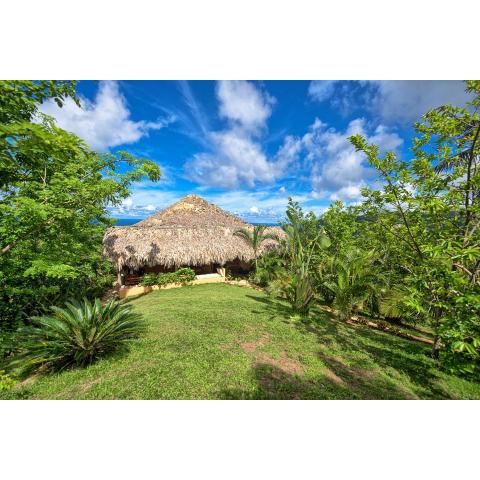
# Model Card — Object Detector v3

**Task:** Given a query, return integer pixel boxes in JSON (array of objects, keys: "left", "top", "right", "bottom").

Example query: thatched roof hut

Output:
[{"left": 103, "top": 195, "right": 282, "bottom": 277}]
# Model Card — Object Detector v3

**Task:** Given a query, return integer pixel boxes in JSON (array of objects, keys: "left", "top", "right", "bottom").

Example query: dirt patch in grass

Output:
[
  {"left": 255, "top": 352, "right": 304, "bottom": 375},
  {"left": 322, "top": 368, "right": 345, "bottom": 385},
  {"left": 240, "top": 333, "right": 271, "bottom": 353},
  {"left": 240, "top": 333, "right": 304, "bottom": 376}
]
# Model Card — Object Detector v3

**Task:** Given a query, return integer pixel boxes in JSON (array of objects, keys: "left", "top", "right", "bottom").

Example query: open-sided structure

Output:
[{"left": 103, "top": 194, "right": 282, "bottom": 286}]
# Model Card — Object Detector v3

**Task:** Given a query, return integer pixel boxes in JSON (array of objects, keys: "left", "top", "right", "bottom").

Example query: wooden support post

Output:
[{"left": 117, "top": 260, "right": 124, "bottom": 287}]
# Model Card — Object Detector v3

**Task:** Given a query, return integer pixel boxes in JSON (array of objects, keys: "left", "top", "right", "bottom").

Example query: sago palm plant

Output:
[
  {"left": 11, "top": 298, "right": 145, "bottom": 373},
  {"left": 324, "top": 247, "right": 384, "bottom": 321},
  {"left": 234, "top": 225, "right": 279, "bottom": 269}
]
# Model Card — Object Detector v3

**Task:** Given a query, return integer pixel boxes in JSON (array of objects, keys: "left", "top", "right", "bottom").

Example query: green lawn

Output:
[{"left": 3, "top": 283, "right": 480, "bottom": 399}]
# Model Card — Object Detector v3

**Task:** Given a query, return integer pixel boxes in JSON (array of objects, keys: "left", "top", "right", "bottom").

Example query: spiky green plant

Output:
[
  {"left": 11, "top": 298, "right": 145, "bottom": 373},
  {"left": 281, "top": 217, "right": 331, "bottom": 316},
  {"left": 234, "top": 225, "right": 279, "bottom": 269},
  {"left": 324, "top": 247, "right": 385, "bottom": 320},
  {"left": 254, "top": 251, "right": 286, "bottom": 286}
]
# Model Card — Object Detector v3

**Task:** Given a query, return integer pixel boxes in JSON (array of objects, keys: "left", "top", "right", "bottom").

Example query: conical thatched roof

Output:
[
  {"left": 103, "top": 194, "right": 283, "bottom": 269},
  {"left": 136, "top": 194, "right": 248, "bottom": 228}
]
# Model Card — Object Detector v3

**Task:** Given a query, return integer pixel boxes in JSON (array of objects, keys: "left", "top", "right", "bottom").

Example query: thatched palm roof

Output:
[{"left": 103, "top": 195, "right": 282, "bottom": 269}]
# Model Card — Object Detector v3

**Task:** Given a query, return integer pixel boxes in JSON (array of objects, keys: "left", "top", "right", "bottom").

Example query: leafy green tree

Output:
[
  {"left": 0, "top": 81, "right": 161, "bottom": 327},
  {"left": 320, "top": 201, "right": 359, "bottom": 254},
  {"left": 349, "top": 80, "right": 480, "bottom": 374},
  {"left": 234, "top": 225, "right": 279, "bottom": 269}
]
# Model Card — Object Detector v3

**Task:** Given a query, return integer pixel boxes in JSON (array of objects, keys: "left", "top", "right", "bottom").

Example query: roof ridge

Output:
[{"left": 134, "top": 194, "right": 249, "bottom": 227}]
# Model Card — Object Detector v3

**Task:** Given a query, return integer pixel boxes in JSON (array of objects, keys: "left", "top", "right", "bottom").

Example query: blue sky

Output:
[{"left": 39, "top": 80, "right": 472, "bottom": 223}]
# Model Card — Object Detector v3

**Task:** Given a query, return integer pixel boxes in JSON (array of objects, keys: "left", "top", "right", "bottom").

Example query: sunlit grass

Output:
[{"left": 3, "top": 284, "right": 479, "bottom": 399}]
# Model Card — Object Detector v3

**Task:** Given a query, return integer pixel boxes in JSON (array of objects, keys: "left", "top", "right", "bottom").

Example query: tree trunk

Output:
[{"left": 431, "top": 306, "right": 442, "bottom": 360}]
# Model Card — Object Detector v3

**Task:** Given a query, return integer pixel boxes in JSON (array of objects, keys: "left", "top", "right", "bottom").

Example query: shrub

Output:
[
  {"left": 10, "top": 298, "right": 145, "bottom": 374},
  {"left": 139, "top": 268, "right": 196, "bottom": 287},
  {"left": 0, "top": 326, "right": 22, "bottom": 361},
  {"left": 174, "top": 268, "right": 196, "bottom": 284},
  {"left": 139, "top": 273, "right": 159, "bottom": 286},
  {"left": 156, "top": 272, "right": 177, "bottom": 286},
  {"left": 0, "top": 370, "right": 17, "bottom": 392},
  {"left": 254, "top": 252, "right": 285, "bottom": 287}
]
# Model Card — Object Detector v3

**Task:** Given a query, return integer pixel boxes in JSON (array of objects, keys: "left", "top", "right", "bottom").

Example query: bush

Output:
[
  {"left": 139, "top": 273, "right": 159, "bottom": 286},
  {"left": 0, "top": 326, "right": 22, "bottom": 361},
  {"left": 139, "top": 268, "right": 196, "bottom": 287},
  {"left": 254, "top": 252, "right": 285, "bottom": 287},
  {"left": 0, "top": 370, "right": 17, "bottom": 392},
  {"left": 174, "top": 268, "right": 196, "bottom": 284},
  {"left": 10, "top": 298, "right": 145, "bottom": 374}
]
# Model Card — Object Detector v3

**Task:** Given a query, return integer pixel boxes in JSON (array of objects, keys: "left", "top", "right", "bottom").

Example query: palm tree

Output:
[
  {"left": 234, "top": 225, "right": 278, "bottom": 269},
  {"left": 324, "top": 247, "right": 384, "bottom": 321},
  {"left": 280, "top": 220, "right": 331, "bottom": 316}
]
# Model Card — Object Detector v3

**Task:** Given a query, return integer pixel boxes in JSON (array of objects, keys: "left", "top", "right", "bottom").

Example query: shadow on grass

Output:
[
  {"left": 294, "top": 317, "right": 455, "bottom": 399},
  {"left": 244, "top": 294, "right": 458, "bottom": 399},
  {"left": 217, "top": 360, "right": 422, "bottom": 400},
  {"left": 245, "top": 294, "right": 294, "bottom": 320}
]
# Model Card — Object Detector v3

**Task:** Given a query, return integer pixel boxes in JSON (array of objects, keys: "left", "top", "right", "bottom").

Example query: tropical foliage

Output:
[
  {"left": 139, "top": 268, "right": 196, "bottom": 287},
  {"left": 253, "top": 81, "right": 480, "bottom": 377},
  {"left": 0, "top": 81, "right": 161, "bottom": 336},
  {"left": 234, "top": 225, "right": 278, "bottom": 268},
  {"left": 9, "top": 298, "right": 144, "bottom": 374}
]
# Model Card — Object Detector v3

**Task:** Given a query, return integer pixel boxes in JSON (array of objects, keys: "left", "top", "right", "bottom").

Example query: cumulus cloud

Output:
[
  {"left": 304, "top": 118, "right": 403, "bottom": 202},
  {"left": 216, "top": 80, "right": 275, "bottom": 134},
  {"left": 39, "top": 81, "right": 172, "bottom": 150},
  {"left": 186, "top": 129, "right": 276, "bottom": 188},
  {"left": 186, "top": 81, "right": 300, "bottom": 189}
]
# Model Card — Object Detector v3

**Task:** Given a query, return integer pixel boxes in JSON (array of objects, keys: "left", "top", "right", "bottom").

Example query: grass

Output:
[{"left": 2, "top": 283, "right": 479, "bottom": 399}]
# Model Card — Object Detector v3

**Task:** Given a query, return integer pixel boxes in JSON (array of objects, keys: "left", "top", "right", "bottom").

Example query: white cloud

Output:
[
  {"left": 216, "top": 80, "right": 275, "bottom": 134},
  {"left": 329, "top": 185, "right": 363, "bottom": 202},
  {"left": 186, "top": 130, "right": 276, "bottom": 188},
  {"left": 39, "top": 81, "right": 172, "bottom": 150},
  {"left": 206, "top": 189, "right": 314, "bottom": 222},
  {"left": 308, "top": 81, "right": 337, "bottom": 102},
  {"left": 108, "top": 189, "right": 182, "bottom": 218},
  {"left": 279, "top": 186, "right": 286, "bottom": 193},
  {"left": 121, "top": 197, "right": 134, "bottom": 209},
  {"left": 304, "top": 117, "right": 403, "bottom": 202},
  {"left": 186, "top": 81, "right": 298, "bottom": 189},
  {"left": 369, "top": 80, "right": 472, "bottom": 124}
]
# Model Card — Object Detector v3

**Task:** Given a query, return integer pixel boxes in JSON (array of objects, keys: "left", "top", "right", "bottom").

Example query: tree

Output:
[
  {"left": 234, "top": 225, "right": 278, "bottom": 269},
  {"left": 0, "top": 81, "right": 161, "bottom": 327},
  {"left": 349, "top": 80, "right": 480, "bottom": 375}
]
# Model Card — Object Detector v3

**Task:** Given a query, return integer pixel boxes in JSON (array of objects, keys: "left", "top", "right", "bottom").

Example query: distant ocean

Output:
[
  {"left": 112, "top": 218, "right": 279, "bottom": 226},
  {"left": 113, "top": 218, "right": 144, "bottom": 226}
]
